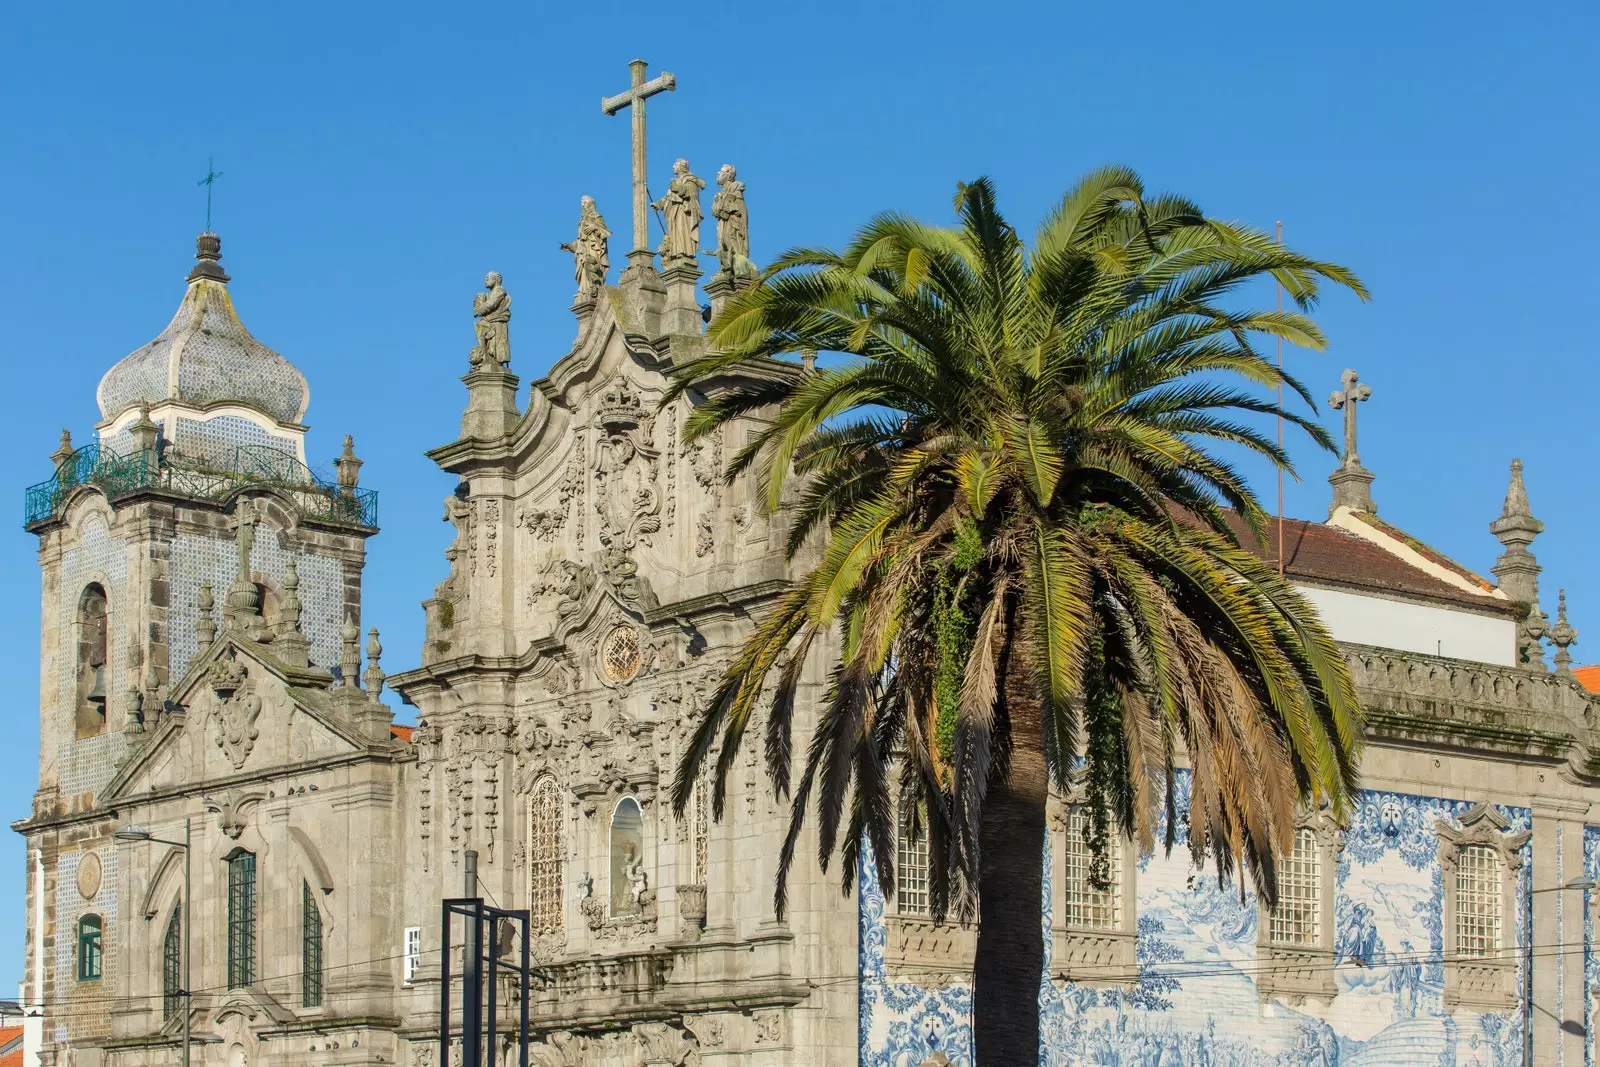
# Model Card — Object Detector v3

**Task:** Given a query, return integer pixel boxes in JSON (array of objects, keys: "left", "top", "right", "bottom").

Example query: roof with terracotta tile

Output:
[
  {"left": 390, "top": 724, "right": 415, "bottom": 742},
  {"left": 1220, "top": 512, "right": 1514, "bottom": 615},
  {"left": 0, "top": 1024, "right": 24, "bottom": 1066},
  {"left": 1573, "top": 665, "right": 1600, "bottom": 694}
]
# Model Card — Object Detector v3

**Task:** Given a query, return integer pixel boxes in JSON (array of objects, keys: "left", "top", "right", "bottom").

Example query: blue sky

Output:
[{"left": 1, "top": 0, "right": 1596, "bottom": 990}]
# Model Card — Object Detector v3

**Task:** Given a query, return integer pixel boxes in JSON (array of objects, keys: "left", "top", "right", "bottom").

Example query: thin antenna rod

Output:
[{"left": 1276, "top": 219, "right": 1284, "bottom": 577}]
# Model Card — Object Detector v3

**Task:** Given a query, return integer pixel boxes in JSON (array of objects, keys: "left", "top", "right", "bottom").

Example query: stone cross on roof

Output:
[
  {"left": 1329, "top": 368, "right": 1372, "bottom": 469},
  {"left": 1327, "top": 369, "right": 1376, "bottom": 516},
  {"left": 602, "top": 58, "right": 676, "bottom": 267}
]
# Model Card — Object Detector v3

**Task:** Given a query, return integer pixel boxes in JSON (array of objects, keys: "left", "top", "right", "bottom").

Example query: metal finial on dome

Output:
[{"left": 187, "top": 232, "right": 231, "bottom": 284}]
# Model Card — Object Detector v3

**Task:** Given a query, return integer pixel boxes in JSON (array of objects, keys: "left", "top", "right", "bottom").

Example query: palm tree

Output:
[{"left": 667, "top": 168, "right": 1368, "bottom": 1064}]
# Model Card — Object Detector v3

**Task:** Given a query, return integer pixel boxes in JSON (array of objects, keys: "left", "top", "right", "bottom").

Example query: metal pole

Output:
[
  {"left": 486, "top": 916, "right": 499, "bottom": 1066},
  {"left": 519, "top": 911, "right": 530, "bottom": 1067},
  {"left": 182, "top": 816, "right": 191, "bottom": 1067},
  {"left": 439, "top": 903, "right": 453, "bottom": 1067},
  {"left": 463, "top": 852, "right": 481, "bottom": 1067},
  {"left": 1276, "top": 219, "right": 1285, "bottom": 578}
]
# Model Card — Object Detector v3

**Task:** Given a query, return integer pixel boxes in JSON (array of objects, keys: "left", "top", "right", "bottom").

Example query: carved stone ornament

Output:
[
  {"left": 207, "top": 657, "right": 263, "bottom": 769},
  {"left": 76, "top": 851, "right": 103, "bottom": 901},
  {"left": 204, "top": 790, "right": 265, "bottom": 840},
  {"left": 634, "top": 1021, "right": 698, "bottom": 1066},
  {"left": 592, "top": 379, "right": 662, "bottom": 552}
]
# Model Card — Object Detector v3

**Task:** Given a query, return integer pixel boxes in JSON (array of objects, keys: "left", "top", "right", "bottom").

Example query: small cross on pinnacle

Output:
[
  {"left": 198, "top": 158, "right": 224, "bottom": 232},
  {"left": 1327, "top": 368, "right": 1376, "bottom": 516}
]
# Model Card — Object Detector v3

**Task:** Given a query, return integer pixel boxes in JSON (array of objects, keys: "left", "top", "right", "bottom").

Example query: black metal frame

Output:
[{"left": 440, "top": 898, "right": 532, "bottom": 1067}]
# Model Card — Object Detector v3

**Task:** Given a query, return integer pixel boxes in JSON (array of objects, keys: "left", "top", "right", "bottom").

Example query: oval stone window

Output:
[{"left": 601, "top": 625, "right": 642, "bottom": 682}]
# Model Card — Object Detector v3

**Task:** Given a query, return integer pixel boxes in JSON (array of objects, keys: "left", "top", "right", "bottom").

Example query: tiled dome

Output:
[{"left": 96, "top": 234, "right": 310, "bottom": 425}]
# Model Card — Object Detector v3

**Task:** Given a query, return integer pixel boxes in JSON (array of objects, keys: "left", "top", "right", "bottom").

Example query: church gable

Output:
[{"left": 105, "top": 639, "right": 361, "bottom": 799}]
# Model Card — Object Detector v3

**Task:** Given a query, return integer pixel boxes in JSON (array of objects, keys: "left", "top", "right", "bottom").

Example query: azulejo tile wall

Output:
[
  {"left": 168, "top": 527, "right": 344, "bottom": 680},
  {"left": 56, "top": 514, "right": 129, "bottom": 799},
  {"left": 859, "top": 774, "right": 1531, "bottom": 1067}
]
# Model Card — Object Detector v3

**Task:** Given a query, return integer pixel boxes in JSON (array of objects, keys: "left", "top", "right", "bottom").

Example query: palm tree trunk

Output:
[{"left": 973, "top": 633, "right": 1047, "bottom": 1065}]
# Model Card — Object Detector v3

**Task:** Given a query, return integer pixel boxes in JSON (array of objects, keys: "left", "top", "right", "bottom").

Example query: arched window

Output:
[
  {"left": 162, "top": 905, "right": 182, "bottom": 1018},
  {"left": 226, "top": 851, "right": 256, "bottom": 988},
  {"left": 302, "top": 881, "right": 323, "bottom": 1007},
  {"left": 75, "top": 584, "right": 109, "bottom": 738},
  {"left": 527, "top": 778, "right": 564, "bottom": 937},
  {"left": 76, "top": 914, "right": 102, "bottom": 981},
  {"left": 610, "top": 797, "right": 645, "bottom": 918}
]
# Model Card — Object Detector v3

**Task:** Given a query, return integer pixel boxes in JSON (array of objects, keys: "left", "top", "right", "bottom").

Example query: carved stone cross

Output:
[
  {"left": 1329, "top": 368, "right": 1373, "bottom": 469},
  {"left": 602, "top": 58, "right": 676, "bottom": 261}
]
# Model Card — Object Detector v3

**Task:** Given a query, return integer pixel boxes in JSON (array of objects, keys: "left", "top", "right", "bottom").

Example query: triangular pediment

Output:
[{"left": 104, "top": 635, "right": 364, "bottom": 801}]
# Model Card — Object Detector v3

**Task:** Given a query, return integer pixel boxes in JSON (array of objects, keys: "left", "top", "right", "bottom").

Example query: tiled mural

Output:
[{"left": 860, "top": 777, "right": 1532, "bottom": 1066}]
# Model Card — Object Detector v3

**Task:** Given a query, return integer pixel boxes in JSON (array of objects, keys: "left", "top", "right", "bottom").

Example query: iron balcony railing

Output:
[{"left": 23, "top": 442, "right": 378, "bottom": 528}]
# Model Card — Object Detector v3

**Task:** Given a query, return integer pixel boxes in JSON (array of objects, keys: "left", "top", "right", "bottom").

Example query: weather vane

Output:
[{"left": 198, "top": 158, "right": 224, "bottom": 232}]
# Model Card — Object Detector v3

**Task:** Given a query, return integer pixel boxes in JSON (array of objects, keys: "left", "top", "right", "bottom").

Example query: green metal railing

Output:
[{"left": 23, "top": 442, "right": 378, "bottom": 528}]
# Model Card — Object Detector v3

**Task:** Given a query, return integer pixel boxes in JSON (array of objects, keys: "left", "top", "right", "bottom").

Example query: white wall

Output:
[{"left": 1296, "top": 583, "right": 1516, "bottom": 665}]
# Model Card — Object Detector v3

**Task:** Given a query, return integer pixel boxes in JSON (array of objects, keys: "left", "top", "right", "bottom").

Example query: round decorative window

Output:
[{"left": 600, "top": 625, "right": 642, "bottom": 682}]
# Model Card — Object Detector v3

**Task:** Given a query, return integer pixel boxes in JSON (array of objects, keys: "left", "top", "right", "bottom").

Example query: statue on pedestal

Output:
[
  {"left": 560, "top": 196, "right": 613, "bottom": 299},
  {"left": 711, "top": 164, "right": 750, "bottom": 274},
  {"left": 470, "top": 271, "right": 512, "bottom": 367},
  {"left": 652, "top": 158, "right": 706, "bottom": 265}
]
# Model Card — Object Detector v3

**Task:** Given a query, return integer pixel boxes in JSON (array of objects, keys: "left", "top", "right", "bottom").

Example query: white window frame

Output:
[
  {"left": 402, "top": 926, "right": 421, "bottom": 984},
  {"left": 1049, "top": 790, "right": 1137, "bottom": 988},
  {"left": 1256, "top": 808, "right": 1340, "bottom": 1004},
  {"left": 1436, "top": 802, "right": 1528, "bottom": 1011}
]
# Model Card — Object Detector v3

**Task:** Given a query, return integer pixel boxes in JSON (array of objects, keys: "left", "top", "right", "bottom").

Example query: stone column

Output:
[
  {"left": 1531, "top": 809, "right": 1559, "bottom": 1067},
  {"left": 1559, "top": 816, "right": 1588, "bottom": 1067}
]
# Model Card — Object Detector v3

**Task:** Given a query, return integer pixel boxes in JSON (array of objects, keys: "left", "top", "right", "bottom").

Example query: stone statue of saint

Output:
[
  {"left": 711, "top": 164, "right": 750, "bottom": 272},
  {"left": 652, "top": 158, "right": 706, "bottom": 264},
  {"left": 560, "top": 196, "right": 612, "bottom": 299},
  {"left": 470, "top": 271, "right": 512, "bottom": 367}
]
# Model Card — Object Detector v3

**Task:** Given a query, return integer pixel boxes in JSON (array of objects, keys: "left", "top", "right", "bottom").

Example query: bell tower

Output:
[{"left": 19, "top": 234, "right": 381, "bottom": 1051}]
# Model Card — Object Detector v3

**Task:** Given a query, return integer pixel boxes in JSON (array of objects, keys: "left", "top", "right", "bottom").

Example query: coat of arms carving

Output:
[{"left": 209, "top": 663, "right": 264, "bottom": 769}]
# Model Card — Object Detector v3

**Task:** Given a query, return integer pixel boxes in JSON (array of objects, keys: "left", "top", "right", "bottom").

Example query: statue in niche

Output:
[
  {"left": 711, "top": 163, "right": 754, "bottom": 277},
  {"left": 560, "top": 196, "right": 612, "bottom": 299},
  {"left": 470, "top": 272, "right": 512, "bottom": 367},
  {"left": 652, "top": 158, "right": 706, "bottom": 264},
  {"left": 609, "top": 797, "right": 645, "bottom": 917}
]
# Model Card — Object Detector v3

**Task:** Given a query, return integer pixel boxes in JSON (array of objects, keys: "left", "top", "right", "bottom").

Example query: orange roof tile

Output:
[
  {"left": 1573, "top": 665, "right": 1600, "bottom": 694},
  {"left": 390, "top": 724, "right": 415, "bottom": 742}
]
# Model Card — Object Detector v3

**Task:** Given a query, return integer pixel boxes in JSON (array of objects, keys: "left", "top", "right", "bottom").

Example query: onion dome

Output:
[{"left": 96, "top": 234, "right": 311, "bottom": 426}]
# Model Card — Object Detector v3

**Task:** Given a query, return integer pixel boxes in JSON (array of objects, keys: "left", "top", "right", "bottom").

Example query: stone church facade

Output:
[{"left": 15, "top": 161, "right": 1600, "bottom": 1067}]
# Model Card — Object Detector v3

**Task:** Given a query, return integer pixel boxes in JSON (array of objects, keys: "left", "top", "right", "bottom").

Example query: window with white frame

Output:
[
  {"left": 1063, "top": 807, "right": 1121, "bottom": 930},
  {"left": 1435, "top": 802, "right": 1527, "bottom": 1011},
  {"left": 403, "top": 926, "right": 421, "bottom": 983},
  {"left": 896, "top": 799, "right": 930, "bottom": 917},
  {"left": 1269, "top": 827, "right": 1322, "bottom": 946},
  {"left": 1455, "top": 844, "right": 1502, "bottom": 958},
  {"left": 527, "top": 777, "right": 565, "bottom": 936}
]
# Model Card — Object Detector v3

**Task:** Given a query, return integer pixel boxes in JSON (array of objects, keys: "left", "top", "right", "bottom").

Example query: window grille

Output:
[
  {"left": 1455, "top": 844, "right": 1501, "bottom": 959},
  {"left": 76, "top": 914, "right": 102, "bottom": 982},
  {"left": 1269, "top": 828, "right": 1322, "bottom": 946},
  {"left": 896, "top": 801, "right": 930, "bottom": 917},
  {"left": 227, "top": 852, "right": 256, "bottom": 988},
  {"left": 1064, "top": 808, "right": 1121, "bottom": 930},
  {"left": 692, "top": 774, "right": 710, "bottom": 884},
  {"left": 527, "top": 778, "right": 565, "bottom": 936},
  {"left": 302, "top": 881, "right": 323, "bottom": 1007},
  {"left": 162, "top": 906, "right": 182, "bottom": 1018},
  {"left": 403, "top": 926, "right": 422, "bottom": 984}
]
